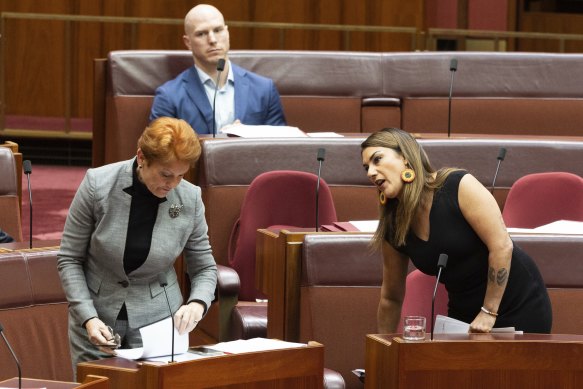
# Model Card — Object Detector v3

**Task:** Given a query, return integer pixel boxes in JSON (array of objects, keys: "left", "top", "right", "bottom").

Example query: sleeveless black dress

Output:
[{"left": 396, "top": 170, "right": 552, "bottom": 333}]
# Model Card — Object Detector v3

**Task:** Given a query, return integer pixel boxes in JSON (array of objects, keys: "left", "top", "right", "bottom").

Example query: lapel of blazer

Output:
[
  {"left": 183, "top": 67, "right": 212, "bottom": 133},
  {"left": 233, "top": 64, "right": 250, "bottom": 121},
  {"left": 88, "top": 159, "right": 135, "bottom": 279}
]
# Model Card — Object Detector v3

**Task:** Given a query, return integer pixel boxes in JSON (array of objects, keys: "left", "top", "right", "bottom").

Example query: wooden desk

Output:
[
  {"left": 0, "top": 375, "right": 108, "bottom": 389},
  {"left": 256, "top": 228, "right": 367, "bottom": 342},
  {"left": 257, "top": 229, "right": 583, "bottom": 342},
  {"left": 0, "top": 141, "right": 22, "bottom": 211},
  {"left": 365, "top": 333, "right": 583, "bottom": 388},
  {"left": 77, "top": 343, "right": 324, "bottom": 389},
  {"left": 0, "top": 239, "right": 60, "bottom": 253}
]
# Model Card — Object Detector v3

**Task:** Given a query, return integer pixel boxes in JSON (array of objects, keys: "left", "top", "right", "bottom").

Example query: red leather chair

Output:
[
  {"left": 502, "top": 172, "right": 583, "bottom": 228},
  {"left": 0, "top": 147, "right": 22, "bottom": 242},
  {"left": 397, "top": 269, "right": 448, "bottom": 334},
  {"left": 224, "top": 170, "right": 344, "bottom": 388},
  {"left": 227, "top": 170, "right": 337, "bottom": 339}
]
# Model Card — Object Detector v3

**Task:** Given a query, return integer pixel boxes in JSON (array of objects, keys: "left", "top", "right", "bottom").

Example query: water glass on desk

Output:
[{"left": 403, "top": 316, "right": 426, "bottom": 340}]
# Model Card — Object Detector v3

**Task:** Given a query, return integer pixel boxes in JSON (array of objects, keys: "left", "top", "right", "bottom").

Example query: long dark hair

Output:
[{"left": 361, "top": 128, "right": 461, "bottom": 248}]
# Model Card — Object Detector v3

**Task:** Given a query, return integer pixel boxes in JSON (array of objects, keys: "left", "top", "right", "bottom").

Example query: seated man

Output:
[{"left": 150, "top": 4, "right": 287, "bottom": 135}]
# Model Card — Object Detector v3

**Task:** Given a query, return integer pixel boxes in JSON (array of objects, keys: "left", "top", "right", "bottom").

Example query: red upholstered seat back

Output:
[
  {"left": 397, "top": 269, "right": 448, "bottom": 333},
  {"left": 229, "top": 170, "right": 337, "bottom": 301},
  {"left": 502, "top": 172, "right": 583, "bottom": 228}
]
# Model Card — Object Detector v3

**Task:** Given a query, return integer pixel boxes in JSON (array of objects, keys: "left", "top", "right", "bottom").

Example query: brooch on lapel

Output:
[{"left": 169, "top": 204, "right": 184, "bottom": 219}]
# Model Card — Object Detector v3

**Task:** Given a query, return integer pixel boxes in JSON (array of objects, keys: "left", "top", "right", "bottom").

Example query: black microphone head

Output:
[
  {"left": 23, "top": 160, "right": 32, "bottom": 174},
  {"left": 217, "top": 58, "right": 226, "bottom": 72},
  {"left": 0, "top": 322, "right": 3, "bottom": 331},
  {"left": 157, "top": 273, "right": 168, "bottom": 287},
  {"left": 317, "top": 148, "right": 326, "bottom": 162},
  {"left": 497, "top": 147, "right": 507, "bottom": 161},
  {"left": 437, "top": 253, "right": 448, "bottom": 269},
  {"left": 449, "top": 58, "right": 458, "bottom": 72}
]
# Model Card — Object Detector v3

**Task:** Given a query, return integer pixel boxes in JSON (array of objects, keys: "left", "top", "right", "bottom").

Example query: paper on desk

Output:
[
  {"left": 222, "top": 124, "right": 307, "bottom": 138},
  {"left": 433, "top": 315, "right": 522, "bottom": 334},
  {"left": 208, "top": 338, "right": 306, "bottom": 354},
  {"left": 306, "top": 132, "right": 344, "bottom": 137},
  {"left": 533, "top": 220, "right": 583, "bottom": 234},
  {"left": 115, "top": 317, "right": 188, "bottom": 360},
  {"left": 508, "top": 220, "right": 583, "bottom": 235},
  {"left": 348, "top": 220, "right": 379, "bottom": 233}
]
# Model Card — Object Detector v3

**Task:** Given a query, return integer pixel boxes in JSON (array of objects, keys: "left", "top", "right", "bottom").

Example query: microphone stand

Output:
[
  {"left": 0, "top": 323, "right": 21, "bottom": 389},
  {"left": 315, "top": 148, "right": 325, "bottom": 232},
  {"left": 212, "top": 58, "right": 226, "bottom": 138},
  {"left": 431, "top": 254, "right": 448, "bottom": 341},
  {"left": 447, "top": 59, "right": 458, "bottom": 138},
  {"left": 23, "top": 160, "right": 32, "bottom": 249},
  {"left": 157, "top": 274, "right": 175, "bottom": 363},
  {"left": 490, "top": 147, "right": 507, "bottom": 195}
]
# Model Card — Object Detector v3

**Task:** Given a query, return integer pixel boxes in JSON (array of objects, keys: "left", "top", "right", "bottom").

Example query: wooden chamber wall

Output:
[{"left": 0, "top": 0, "right": 425, "bottom": 122}]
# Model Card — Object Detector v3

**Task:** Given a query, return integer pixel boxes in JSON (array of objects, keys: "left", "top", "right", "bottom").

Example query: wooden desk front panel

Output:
[
  {"left": 365, "top": 333, "right": 583, "bottom": 389},
  {"left": 78, "top": 345, "right": 324, "bottom": 389}
]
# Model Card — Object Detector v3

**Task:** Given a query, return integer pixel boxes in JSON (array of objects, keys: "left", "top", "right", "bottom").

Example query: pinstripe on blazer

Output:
[{"left": 57, "top": 158, "right": 217, "bottom": 329}]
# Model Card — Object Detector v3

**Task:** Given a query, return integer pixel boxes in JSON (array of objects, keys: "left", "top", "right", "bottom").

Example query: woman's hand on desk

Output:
[
  {"left": 469, "top": 311, "right": 497, "bottom": 333},
  {"left": 174, "top": 301, "right": 204, "bottom": 335}
]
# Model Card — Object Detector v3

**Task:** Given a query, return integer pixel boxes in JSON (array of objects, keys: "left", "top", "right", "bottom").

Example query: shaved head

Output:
[{"left": 184, "top": 4, "right": 225, "bottom": 35}]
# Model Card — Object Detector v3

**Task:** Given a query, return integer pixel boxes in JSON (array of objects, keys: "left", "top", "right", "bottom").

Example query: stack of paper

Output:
[{"left": 433, "top": 315, "right": 522, "bottom": 334}]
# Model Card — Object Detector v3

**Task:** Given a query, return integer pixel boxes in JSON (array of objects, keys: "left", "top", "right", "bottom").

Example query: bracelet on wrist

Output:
[{"left": 481, "top": 306, "right": 498, "bottom": 317}]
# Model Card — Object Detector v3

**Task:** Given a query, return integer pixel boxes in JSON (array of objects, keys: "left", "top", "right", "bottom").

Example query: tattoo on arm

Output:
[
  {"left": 496, "top": 268, "right": 508, "bottom": 286},
  {"left": 488, "top": 266, "right": 508, "bottom": 286},
  {"left": 488, "top": 266, "right": 495, "bottom": 283}
]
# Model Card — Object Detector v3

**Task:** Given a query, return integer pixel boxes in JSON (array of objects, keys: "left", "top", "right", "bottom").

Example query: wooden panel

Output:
[
  {"left": 1, "top": 0, "right": 423, "bottom": 122},
  {"left": 78, "top": 344, "right": 324, "bottom": 389},
  {"left": 365, "top": 333, "right": 583, "bottom": 388},
  {"left": 517, "top": 10, "right": 583, "bottom": 52}
]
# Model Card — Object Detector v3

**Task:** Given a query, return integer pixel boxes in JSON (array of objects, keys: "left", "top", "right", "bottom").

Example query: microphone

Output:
[
  {"left": 447, "top": 58, "right": 458, "bottom": 138},
  {"left": 430, "top": 253, "right": 448, "bottom": 341},
  {"left": 315, "top": 148, "right": 326, "bottom": 232},
  {"left": 157, "top": 273, "right": 175, "bottom": 363},
  {"left": 23, "top": 160, "right": 33, "bottom": 249},
  {"left": 0, "top": 322, "right": 22, "bottom": 389},
  {"left": 211, "top": 58, "right": 226, "bottom": 138},
  {"left": 490, "top": 147, "right": 507, "bottom": 195}
]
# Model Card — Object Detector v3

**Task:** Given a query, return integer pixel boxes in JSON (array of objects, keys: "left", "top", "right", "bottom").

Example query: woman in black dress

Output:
[{"left": 361, "top": 128, "right": 552, "bottom": 333}]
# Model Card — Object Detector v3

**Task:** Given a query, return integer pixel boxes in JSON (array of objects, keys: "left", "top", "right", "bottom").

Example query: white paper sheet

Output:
[
  {"left": 348, "top": 220, "right": 379, "bottom": 233},
  {"left": 222, "top": 124, "right": 307, "bottom": 138},
  {"left": 306, "top": 132, "right": 344, "bottom": 137},
  {"left": 508, "top": 220, "right": 583, "bottom": 235},
  {"left": 115, "top": 317, "right": 189, "bottom": 360},
  {"left": 433, "top": 315, "right": 522, "bottom": 334},
  {"left": 207, "top": 338, "right": 306, "bottom": 354}
]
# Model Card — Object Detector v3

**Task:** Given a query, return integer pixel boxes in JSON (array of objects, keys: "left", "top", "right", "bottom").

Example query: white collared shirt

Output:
[{"left": 195, "top": 61, "right": 235, "bottom": 134}]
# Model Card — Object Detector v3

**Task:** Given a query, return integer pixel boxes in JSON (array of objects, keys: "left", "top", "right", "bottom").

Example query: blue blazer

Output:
[{"left": 149, "top": 63, "right": 287, "bottom": 134}]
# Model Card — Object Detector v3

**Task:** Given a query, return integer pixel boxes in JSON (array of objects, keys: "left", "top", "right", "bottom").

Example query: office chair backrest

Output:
[
  {"left": 502, "top": 172, "right": 583, "bottom": 229},
  {"left": 0, "top": 147, "right": 22, "bottom": 242},
  {"left": 229, "top": 170, "right": 337, "bottom": 301}
]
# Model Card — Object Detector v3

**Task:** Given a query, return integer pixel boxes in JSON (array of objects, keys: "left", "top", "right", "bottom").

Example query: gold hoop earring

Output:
[
  {"left": 401, "top": 168, "right": 416, "bottom": 183},
  {"left": 379, "top": 191, "right": 387, "bottom": 205}
]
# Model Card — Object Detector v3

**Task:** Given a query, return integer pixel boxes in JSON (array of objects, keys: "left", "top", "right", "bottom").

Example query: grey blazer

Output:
[{"left": 57, "top": 158, "right": 217, "bottom": 329}]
